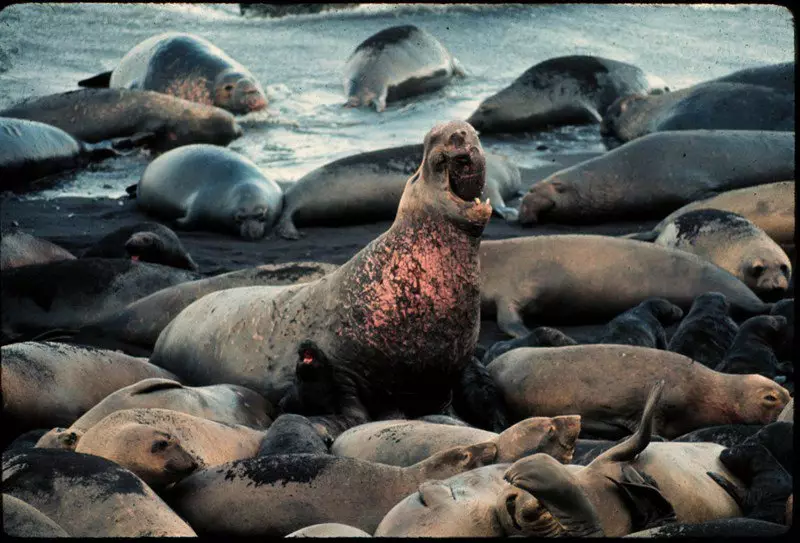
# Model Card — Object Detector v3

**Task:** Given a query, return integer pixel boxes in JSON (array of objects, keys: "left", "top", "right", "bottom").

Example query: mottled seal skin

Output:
[
  {"left": 671, "top": 424, "right": 763, "bottom": 449},
  {"left": 82, "top": 222, "right": 198, "bottom": 270},
  {"left": 168, "top": 443, "right": 498, "bottom": 535},
  {"left": 1, "top": 342, "right": 177, "bottom": 444},
  {"left": 625, "top": 181, "right": 796, "bottom": 249},
  {"left": 331, "top": 414, "right": 581, "bottom": 467},
  {"left": 0, "top": 88, "right": 243, "bottom": 152},
  {"left": 716, "top": 315, "right": 789, "bottom": 379},
  {"left": 134, "top": 144, "right": 283, "bottom": 240},
  {"left": 667, "top": 292, "right": 740, "bottom": 369},
  {"left": 0, "top": 228, "right": 75, "bottom": 271},
  {"left": 63, "top": 262, "right": 337, "bottom": 353},
  {"left": 0, "top": 258, "right": 199, "bottom": 344},
  {"left": 519, "top": 130, "right": 795, "bottom": 225},
  {"left": 276, "top": 144, "right": 522, "bottom": 240},
  {"left": 150, "top": 121, "right": 493, "bottom": 434},
  {"left": 597, "top": 298, "right": 684, "bottom": 349},
  {"left": 0, "top": 117, "right": 127, "bottom": 191},
  {"left": 286, "top": 523, "right": 371, "bottom": 537},
  {"left": 2, "top": 449, "right": 197, "bottom": 537},
  {"left": 79, "top": 32, "right": 267, "bottom": 114},
  {"left": 343, "top": 25, "right": 465, "bottom": 112},
  {"left": 467, "top": 55, "right": 668, "bottom": 134},
  {"left": 488, "top": 344, "right": 790, "bottom": 439},
  {"left": 68, "top": 378, "right": 272, "bottom": 433},
  {"left": 650, "top": 210, "right": 792, "bottom": 297},
  {"left": 2, "top": 494, "right": 70, "bottom": 537},
  {"left": 479, "top": 236, "right": 770, "bottom": 338},
  {"left": 601, "top": 81, "right": 794, "bottom": 143},
  {"left": 625, "top": 518, "right": 789, "bottom": 537},
  {"left": 482, "top": 326, "right": 576, "bottom": 365}
]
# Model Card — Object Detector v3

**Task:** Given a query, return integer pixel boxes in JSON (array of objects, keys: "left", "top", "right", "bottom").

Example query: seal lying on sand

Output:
[
  {"left": 466, "top": 55, "right": 668, "bottom": 134},
  {"left": 133, "top": 144, "right": 283, "bottom": 240},
  {"left": 343, "top": 25, "right": 465, "bottom": 112},
  {"left": 81, "top": 222, "right": 198, "bottom": 270},
  {"left": 0, "top": 227, "right": 75, "bottom": 271},
  {"left": 275, "top": 144, "right": 522, "bottom": 239},
  {"left": 150, "top": 121, "right": 494, "bottom": 434},
  {"left": 479, "top": 235, "right": 770, "bottom": 338},
  {"left": 519, "top": 130, "right": 795, "bottom": 225},
  {"left": 78, "top": 32, "right": 267, "bottom": 114},
  {"left": 0, "top": 89, "right": 242, "bottom": 152}
]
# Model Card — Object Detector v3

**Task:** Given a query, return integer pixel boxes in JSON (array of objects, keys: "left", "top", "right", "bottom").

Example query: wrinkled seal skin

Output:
[
  {"left": 519, "top": 130, "right": 795, "bottom": 225},
  {"left": 467, "top": 55, "right": 668, "bottom": 134},
  {"left": 2, "top": 449, "right": 197, "bottom": 537},
  {"left": 79, "top": 32, "right": 267, "bottom": 114},
  {"left": 2, "top": 494, "right": 70, "bottom": 537},
  {"left": 135, "top": 144, "right": 283, "bottom": 240},
  {"left": 667, "top": 292, "right": 739, "bottom": 369},
  {"left": 276, "top": 144, "right": 522, "bottom": 239},
  {"left": 81, "top": 221, "right": 198, "bottom": 270},
  {"left": 344, "top": 25, "right": 466, "bottom": 112},
  {"left": 150, "top": 121, "right": 493, "bottom": 434},
  {"left": 601, "top": 81, "right": 794, "bottom": 143},
  {"left": 0, "top": 89, "right": 242, "bottom": 152},
  {"left": 0, "top": 227, "right": 75, "bottom": 271},
  {"left": 479, "top": 235, "right": 770, "bottom": 338}
]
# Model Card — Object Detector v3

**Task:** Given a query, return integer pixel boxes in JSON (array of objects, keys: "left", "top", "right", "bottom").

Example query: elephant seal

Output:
[
  {"left": 343, "top": 25, "right": 465, "bottom": 112},
  {"left": 331, "top": 415, "right": 581, "bottom": 467},
  {"left": 78, "top": 32, "right": 267, "bottom": 114},
  {"left": 601, "top": 81, "right": 794, "bottom": 143},
  {"left": 276, "top": 144, "right": 522, "bottom": 239},
  {"left": 286, "top": 523, "right": 371, "bottom": 537},
  {"left": 625, "top": 518, "right": 789, "bottom": 537},
  {"left": 597, "top": 298, "right": 684, "bottom": 349},
  {"left": 74, "top": 408, "right": 264, "bottom": 485},
  {"left": 0, "top": 89, "right": 243, "bottom": 152},
  {"left": 777, "top": 398, "right": 793, "bottom": 422},
  {"left": 482, "top": 326, "right": 576, "bottom": 365},
  {"left": 168, "top": 443, "right": 498, "bottom": 535},
  {"left": 672, "top": 424, "right": 762, "bottom": 449},
  {"left": 150, "top": 121, "right": 494, "bottom": 433},
  {"left": 466, "top": 55, "right": 668, "bottom": 134},
  {"left": 487, "top": 344, "right": 790, "bottom": 439},
  {"left": 133, "top": 144, "right": 283, "bottom": 240},
  {"left": 626, "top": 181, "right": 795, "bottom": 248},
  {"left": 81, "top": 222, "right": 198, "bottom": 270},
  {"left": 2, "top": 449, "right": 197, "bottom": 537},
  {"left": 67, "top": 378, "right": 272, "bottom": 433},
  {"left": 716, "top": 316, "right": 789, "bottom": 379},
  {"left": 1, "top": 342, "right": 177, "bottom": 444},
  {"left": 2, "top": 494, "right": 70, "bottom": 537},
  {"left": 712, "top": 61, "right": 795, "bottom": 92},
  {"left": 257, "top": 414, "right": 331, "bottom": 456},
  {"left": 479, "top": 235, "right": 769, "bottom": 338},
  {"left": 1, "top": 258, "right": 199, "bottom": 344},
  {"left": 34, "top": 427, "right": 83, "bottom": 451},
  {"left": 770, "top": 298, "right": 794, "bottom": 363},
  {"left": 741, "top": 421, "right": 793, "bottom": 476},
  {"left": 0, "top": 117, "right": 134, "bottom": 191},
  {"left": 648, "top": 210, "right": 792, "bottom": 297},
  {"left": 667, "top": 292, "right": 739, "bottom": 369},
  {"left": 0, "top": 227, "right": 75, "bottom": 271},
  {"left": 519, "top": 130, "right": 795, "bottom": 225}
]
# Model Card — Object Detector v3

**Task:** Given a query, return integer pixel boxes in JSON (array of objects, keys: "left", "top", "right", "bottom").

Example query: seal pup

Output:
[
  {"left": 647, "top": 210, "right": 792, "bottom": 297},
  {"left": 2, "top": 494, "right": 70, "bottom": 537},
  {"left": 275, "top": 144, "right": 522, "bottom": 240},
  {"left": 770, "top": 298, "right": 794, "bottom": 363},
  {"left": 716, "top": 315, "right": 790, "bottom": 379},
  {"left": 81, "top": 222, "right": 198, "bottom": 270},
  {"left": 167, "top": 443, "right": 498, "bottom": 535},
  {"left": 343, "top": 25, "right": 465, "bottom": 112},
  {"left": 479, "top": 236, "right": 769, "bottom": 338},
  {"left": 667, "top": 292, "right": 739, "bottom": 369},
  {"left": 149, "top": 121, "right": 494, "bottom": 435},
  {"left": 488, "top": 344, "right": 790, "bottom": 439},
  {"left": 482, "top": 326, "right": 576, "bottom": 365},
  {"left": 597, "top": 298, "right": 684, "bottom": 349},
  {"left": 78, "top": 32, "right": 267, "bottom": 114},
  {"left": 519, "top": 130, "right": 795, "bottom": 225},
  {"left": 2, "top": 449, "right": 197, "bottom": 537},
  {"left": 467, "top": 55, "right": 668, "bottom": 134},
  {"left": 133, "top": 144, "right": 283, "bottom": 240},
  {"left": 0, "top": 227, "right": 75, "bottom": 271},
  {"left": 0, "top": 88, "right": 242, "bottom": 152}
]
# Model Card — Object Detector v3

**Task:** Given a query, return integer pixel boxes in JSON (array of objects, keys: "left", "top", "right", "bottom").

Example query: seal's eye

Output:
[
  {"left": 224, "top": 84, "right": 235, "bottom": 92},
  {"left": 151, "top": 440, "right": 170, "bottom": 453},
  {"left": 780, "top": 264, "right": 789, "bottom": 275},
  {"left": 765, "top": 394, "right": 778, "bottom": 402},
  {"left": 751, "top": 265, "right": 765, "bottom": 277}
]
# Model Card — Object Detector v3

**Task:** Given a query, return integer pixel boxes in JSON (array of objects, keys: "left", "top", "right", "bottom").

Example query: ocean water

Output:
[{"left": 0, "top": 3, "right": 794, "bottom": 199}]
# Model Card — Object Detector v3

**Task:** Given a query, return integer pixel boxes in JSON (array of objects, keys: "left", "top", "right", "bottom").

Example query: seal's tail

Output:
[{"left": 588, "top": 379, "right": 665, "bottom": 466}]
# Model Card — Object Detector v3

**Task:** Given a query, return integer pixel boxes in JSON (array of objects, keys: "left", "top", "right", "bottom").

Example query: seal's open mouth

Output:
[{"left": 447, "top": 151, "right": 485, "bottom": 202}]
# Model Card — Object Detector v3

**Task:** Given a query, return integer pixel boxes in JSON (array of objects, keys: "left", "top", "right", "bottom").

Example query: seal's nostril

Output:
[{"left": 449, "top": 132, "right": 466, "bottom": 147}]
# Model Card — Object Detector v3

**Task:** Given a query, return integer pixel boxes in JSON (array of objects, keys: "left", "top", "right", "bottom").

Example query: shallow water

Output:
[{"left": 0, "top": 3, "right": 794, "bottom": 199}]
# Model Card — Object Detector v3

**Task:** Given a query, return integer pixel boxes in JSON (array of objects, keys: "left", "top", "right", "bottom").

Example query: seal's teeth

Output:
[
  {"left": 486, "top": 198, "right": 491, "bottom": 206},
  {"left": 474, "top": 197, "right": 481, "bottom": 205}
]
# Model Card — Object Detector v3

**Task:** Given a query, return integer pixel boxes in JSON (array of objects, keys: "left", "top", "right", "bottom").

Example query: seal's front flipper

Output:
[
  {"left": 611, "top": 465, "right": 676, "bottom": 531},
  {"left": 497, "top": 299, "right": 531, "bottom": 338},
  {"left": 493, "top": 206, "right": 519, "bottom": 222},
  {"left": 78, "top": 70, "right": 113, "bottom": 88},
  {"left": 707, "top": 471, "right": 746, "bottom": 510},
  {"left": 276, "top": 213, "right": 302, "bottom": 240}
]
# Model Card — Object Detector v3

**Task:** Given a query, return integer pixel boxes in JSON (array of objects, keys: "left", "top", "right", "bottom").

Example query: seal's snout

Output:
[
  {"left": 448, "top": 130, "right": 467, "bottom": 147},
  {"left": 239, "top": 218, "right": 267, "bottom": 241}
]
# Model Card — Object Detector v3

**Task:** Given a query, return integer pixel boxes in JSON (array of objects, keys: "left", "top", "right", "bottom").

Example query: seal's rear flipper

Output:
[{"left": 78, "top": 70, "right": 113, "bottom": 88}]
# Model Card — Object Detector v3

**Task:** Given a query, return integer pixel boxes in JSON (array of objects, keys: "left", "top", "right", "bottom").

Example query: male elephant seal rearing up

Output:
[
  {"left": 150, "top": 121, "right": 493, "bottom": 434},
  {"left": 343, "top": 25, "right": 466, "bottom": 112}
]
